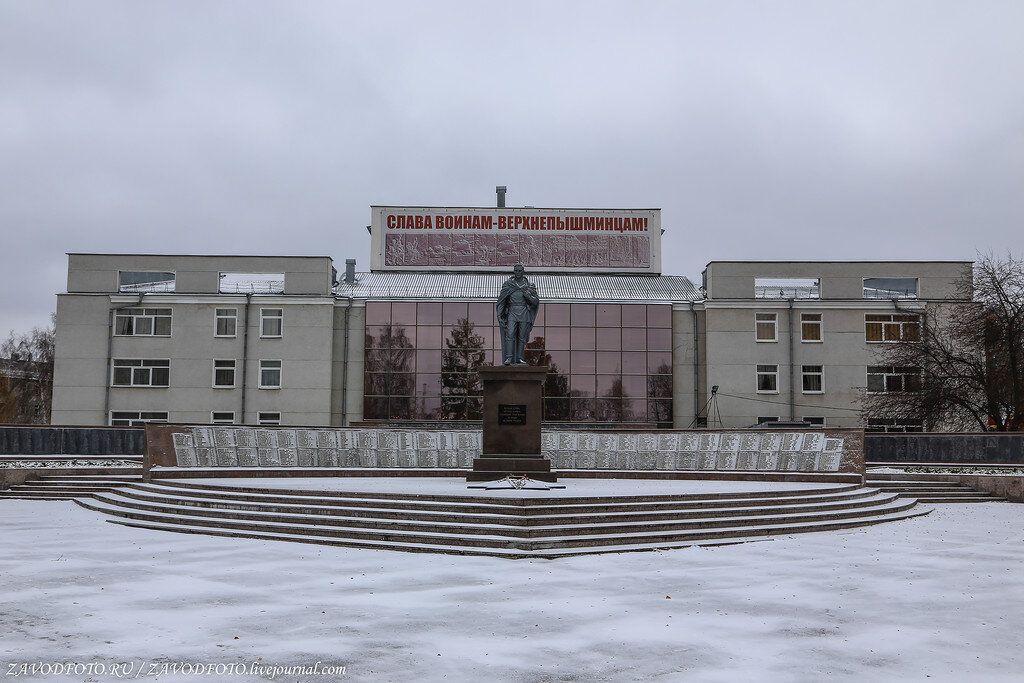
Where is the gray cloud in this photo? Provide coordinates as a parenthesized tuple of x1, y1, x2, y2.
(2, 1, 1023, 334)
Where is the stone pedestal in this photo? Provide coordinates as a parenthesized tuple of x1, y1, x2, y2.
(469, 365, 555, 482)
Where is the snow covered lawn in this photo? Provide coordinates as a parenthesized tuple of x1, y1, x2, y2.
(1, 500, 1021, 681)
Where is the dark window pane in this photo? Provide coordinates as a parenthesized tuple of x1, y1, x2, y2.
(365, 327, 389, 347)
(621, 375, 646, 399)
(363, 397, 388, 419)
(524, 348, 546, 366)
(416, 350, 441, 374)
(416, 302, 442, 325)
(596, 352, 622, 374)
(647, 328, 672, 351)
(905, 373, 921, 392)
(622, 304, 646, 327)
(466, 396, 483, 420)
(594, 397, 623, 421)
(546, 350, 570, 372)
(364, 372, 387, 395)
(648, 374, 673, 399)
(545, 327, 571, 349)
(366, 303, 391, 326)
(867, 374, 884, 392)
(649, 399, 673, 423)
(543, 398, 570, 421)
(570, 350, 596, 374)
(596, 304, 620, 327)
(647, 305, 672, 328)
(570, 374, 596, 396)
(622, 328, 647, 351)
(389, 396, 414, 417)
(389, 373, 416, 395)
(442, 302, 468, 325)
(418, 326, 442, 349)
(622, 352, 646, 374)
(543, 370, 570, 398)
(391, 302, 417, 325)
(416, 373, 441, 396)
(468, 302, 494, 325)
(545, 303, 570, 325)
(532, 304, 545, 327)
(570, 327, 596, 350)
(648, 352, 672, 374)
(571, 397, 595, 421)
(596, 327, 621, 351)
(621, 399, 643, 421)
(597, 375, 623, 397)
(570, 303, 596, 327)
(413, 397, 440, 420)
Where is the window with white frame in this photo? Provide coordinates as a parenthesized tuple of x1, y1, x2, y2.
(802, 416, 825, 427)
(754, 278, 820, 299)
(863, 278, 918, 299)
(118, 271, 175, 293)
(756, 364, 779, 393)
(109, 410, 168, 426)
(111, 359, 169, 387)
(258, 411, 281, 425)
(865, 314, 920, 342)
(866, 418, 924, 433)
(755, 313, 777, 342)
(867, 366, 922, 393)
(114, 308, 171, 336)
(259, 359, 282, 388)
(212, 359, 236, 388)
(801, 365, 824, 393)
(800, 313, 822, 342)
(756, 416, 780, 425)
(211, 411, 235, 424)
(215, 308, 237, 337)
(260, 308, 283, 338)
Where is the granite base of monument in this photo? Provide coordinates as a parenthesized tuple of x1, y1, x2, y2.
(469, 365, 555, 482)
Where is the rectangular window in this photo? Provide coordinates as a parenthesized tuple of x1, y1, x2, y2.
(118, 271, 175, 293)
(111, 359, 170, 387)
(109, 410, 168, 426)
(211, 411, 235, 424)
(212, 359, 236, 388)
(866, 418, 924, 433)
(259, 359, 282, 389)
(215, 308, 237, 337)
(865, 314, 920, 343)
(220, 272, 285, 294)
(800, 313, 822, 342)
(756, 364, 779, 393)
(258, 411, 281, 425)
(754, 278, 820, 299)
(863, 278, 918, 299)
(803, 416, 825, 427)
(867, 366, 922, 393)
(802, 365, 824, 393)
(757, 416, 780, 425)
(114, 308, 171, 336)
(260, 308, 283, 338)
(755, 313, 777, 342)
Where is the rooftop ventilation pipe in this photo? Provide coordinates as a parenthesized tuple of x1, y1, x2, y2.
(344, 259, 356, 284)
(496, 186, 507, 208)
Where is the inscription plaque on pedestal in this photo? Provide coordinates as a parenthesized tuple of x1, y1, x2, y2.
(498, 404, 528, 425)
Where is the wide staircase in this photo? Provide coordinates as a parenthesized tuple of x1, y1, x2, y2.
(3, 476, 931, 558)
(865, 472, 1006, 503)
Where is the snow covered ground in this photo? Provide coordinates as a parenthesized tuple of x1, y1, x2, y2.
(1, 500, 1021, 682)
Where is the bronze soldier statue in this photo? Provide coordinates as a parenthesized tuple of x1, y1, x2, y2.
(496, 264, 540, 365)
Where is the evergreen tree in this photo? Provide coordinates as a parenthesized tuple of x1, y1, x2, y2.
(440, 318, 486, 420)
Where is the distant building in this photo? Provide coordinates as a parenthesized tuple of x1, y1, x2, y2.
(50, 201, 971, 430)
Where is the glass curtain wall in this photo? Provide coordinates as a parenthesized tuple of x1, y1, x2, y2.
(363, 301, 673, 426)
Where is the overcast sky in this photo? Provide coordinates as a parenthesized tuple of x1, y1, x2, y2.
(2, 1, 1022, 336)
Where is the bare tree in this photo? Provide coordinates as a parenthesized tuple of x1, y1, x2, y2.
(0, 316, 55, 424)
(861, 253, 1024, 431)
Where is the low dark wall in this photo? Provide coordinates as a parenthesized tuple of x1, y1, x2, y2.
(866, 433, 1024, 464)
(0, 426, 144, 456)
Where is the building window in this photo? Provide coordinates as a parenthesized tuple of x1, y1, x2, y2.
(863, 278, 918, 299)
(118, 271, 175, 293)
(754, 278, 820, 299)
(801, 365, 824, 393)
(259, 360, 282, 389)
(114, 308, 171, 336)
(112, 359, 169, 387)
(756, 365, 779, 393)
(755, 313, 777, 342)
(867, 366, 922, 393)
(211, 411, 235, 424)
(260, 308, 283, 338)
(803, 416, 825, 427)
(801, 313, 822, 342)
(756, 416, 780, 425)
(212, 359, 236, 388)
(867, 418, 924, 433)
(865, 314, 920, 343)
(109, 410, 168, 426)
(220, 272, 285, 294)
(258, 411, 281, 425)
(215, 308, 237, 337)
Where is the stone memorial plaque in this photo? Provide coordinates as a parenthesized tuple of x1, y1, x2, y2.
(697, 452, 718, 470)
(797, 453, 818, 471)
(193, 427, 214, 448)
(756, 453, 778, 470)
(297, 449, 317, 467)
(438, 450, 458, 468)
(398, 450, 416, 468)
(824, 438, 844, 452)
(621, 434, 639, 452)
(358, 431, 377, 450)
(417, 451, 439, 468)
(598, 433, 618, 452)
(454, 448, 471, 468)
(594, 452, 614, 469)
(258, 448, 281, 467)
(497, 404, 528, 425)
(396, 431, 415, 450)
(377, 450, 398, 468)
(637, 452, 657, 469)
(677, 434, 700, 454)
(551, 452, 574, 469)
(317, 430, 339, 449)
(638, 434, 658, 452)
(440, 432, 460, 450)
(658, 434, 680, 452)
(378, 431, 398, 450)
(336, 430, 356, 449)
(457, 432, 477, 450)
(655, 453, 677, 470)
(417, 432, 439, 450)
(215, 448, 236, 467)
(543, 433, 560, 451)
(339, 449, 359, 467)
(236, 448, 259, 467)
(720, 433, 741, 452)
(277, 430, 297, 449)
(176, 447, 198, 468)
(779, 453, 800, 471)
(699, 433, 720, 452)
(575, 452, 596, 469)
(803, 432, 825, 452)
(195, 448, 216, 467)
(677, 453, 697, 470)
(558, 433, 579, 450)
(358, 450, 377, 467)
(214, 428, 236, 447)
(297, 430, 318, 449)
(716, 452, 738, 470)
(614, 452, 636, 469)
(737, 452, 758, 470)
(173, 432, 194, 449)
(740, 433, 761, 451)
(819, 453, 841, 471)
(781, 433, 804, 452)
(319, 449, 339, 467)
(278, 448, 298, 467)
(760, 433, 781, 452)
(256, 430, 277, 449)
(236, 430, 257, 448)
(579, 433, 598, 451)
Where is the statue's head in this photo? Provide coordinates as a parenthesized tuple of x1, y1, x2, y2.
(513, 264, 525, 278)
